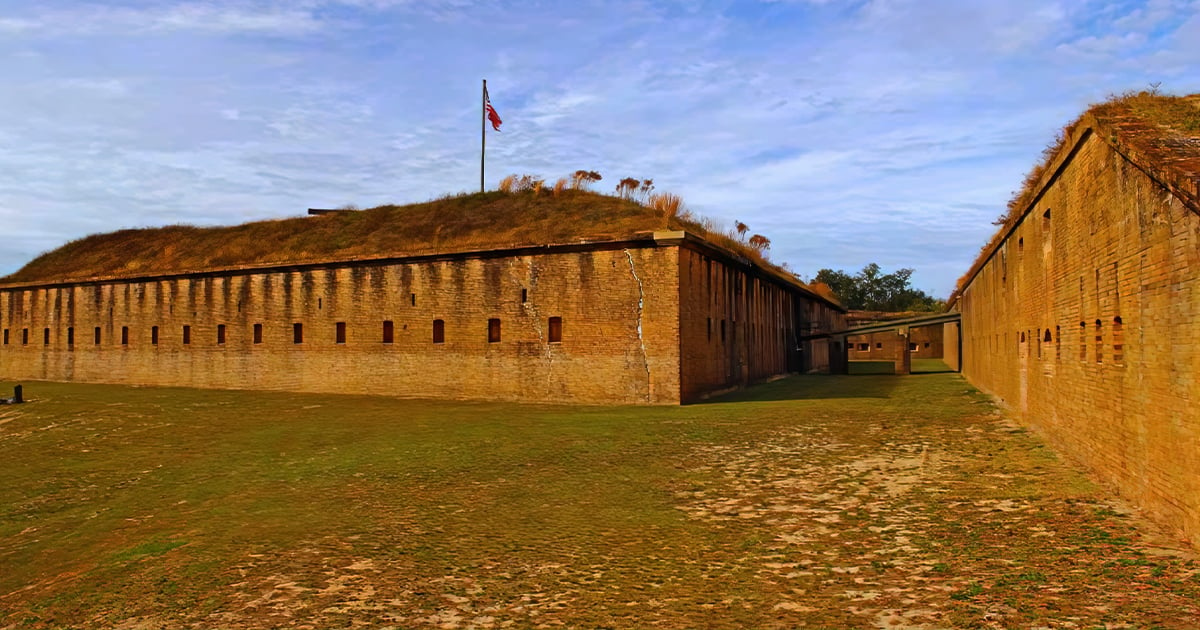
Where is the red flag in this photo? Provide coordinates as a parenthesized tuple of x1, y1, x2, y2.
(484, 86, 502, 131)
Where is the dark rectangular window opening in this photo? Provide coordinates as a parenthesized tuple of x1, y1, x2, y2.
(706, 317, 712, 341)
(43, 328, 50, 345)
(121, 326, 129, 345)
(856, 343, 869, 351)
(548, 316, 562, 343)
(432, 319, 445, 344)
(411, 293, 416, 306)
(720, 320, 726, 343)
(183, 325, 191, 345)
(488, 318, 501, 343)
(151, 326, 159, 345)
(2, 329, 7, 345)
(521, 288, 528, 303)
(382, 320, 394, 344)
(67, 327, 74, 347)
(22, 328, 28, 345)
(253, 323, 263, 344)
(94, 327, 101, 345)
(217, 324, 227, 345)
(875, 342, 882, 349)
(335, 322, 346, 344)
(293, 323, 303, 344)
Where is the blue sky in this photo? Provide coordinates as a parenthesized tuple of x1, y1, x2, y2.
(1, 0, 1198, 297)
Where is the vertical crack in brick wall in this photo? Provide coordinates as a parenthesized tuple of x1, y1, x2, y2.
(623, 249, 652, 402)
(508, 258, 555, 389)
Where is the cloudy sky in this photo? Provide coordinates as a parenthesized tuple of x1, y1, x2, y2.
(1, 0, 1198, 296)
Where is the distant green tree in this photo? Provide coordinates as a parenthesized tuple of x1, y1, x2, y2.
(814, 263, 943, 312)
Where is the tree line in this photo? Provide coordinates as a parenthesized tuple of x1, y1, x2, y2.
(813, 263, 944, 312)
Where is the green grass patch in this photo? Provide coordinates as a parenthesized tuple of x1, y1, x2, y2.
(111, 539, 187, 563)
(848, 360, 895, 375)
(2, 374, 1198, 628)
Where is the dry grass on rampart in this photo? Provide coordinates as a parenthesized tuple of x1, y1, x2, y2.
(3, 187, 787, 287)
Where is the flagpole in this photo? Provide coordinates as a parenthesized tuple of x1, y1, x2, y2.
(481, 79, 486, 193)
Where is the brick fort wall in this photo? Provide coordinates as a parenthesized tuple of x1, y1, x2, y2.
(957, 129, 1200, 544)
(0, 244, 683, 405)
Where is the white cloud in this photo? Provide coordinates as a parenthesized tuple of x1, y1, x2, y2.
(0, 0, 1198, 296)
(0, 2, 327, 37)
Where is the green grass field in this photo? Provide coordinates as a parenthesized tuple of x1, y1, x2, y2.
(848, 357, 952, 374)
(1, 374, 1197, 628)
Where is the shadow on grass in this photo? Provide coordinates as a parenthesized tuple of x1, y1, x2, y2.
(912, 358, 954, 374)
(697, 373, 901, 404)
(849, 361, 895, 375)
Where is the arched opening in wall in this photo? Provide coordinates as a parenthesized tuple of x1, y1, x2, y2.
(382, 320, 394, 344)
(253, 323, 263, 344)
(1042, 209, 1051, 232)
(488, 318, 501, 343)
(67, 327, 74, 348)
(121, 326, 129, 346)
(293, 323, 304, 344)
(548, 317, 563, 343)
(151, 326, 159, 345)
(183, 325, 191, 345)
(218, 324, 227, 345)
(1113, 316, 1124, 365)
(433, 319, 445, 344)
(1094, 319, 1103, 364)
(94, 327, 100, 345)
(43, 328, 50, 345)
(335, 322, 346, 344)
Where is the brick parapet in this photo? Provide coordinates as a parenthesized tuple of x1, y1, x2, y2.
(0, 234, 836, 405)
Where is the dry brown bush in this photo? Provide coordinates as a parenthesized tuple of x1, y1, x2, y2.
(498, 175, 517, 193)
(648, 192, 683, 218)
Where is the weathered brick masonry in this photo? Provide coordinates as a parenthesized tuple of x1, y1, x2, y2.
(848, 324, 944, 361)
(952, 96, 1200, 544)
(0, 233, 842, 405)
